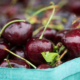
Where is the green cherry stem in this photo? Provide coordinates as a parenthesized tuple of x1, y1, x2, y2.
(60, 49, 67, 60)
(52, 49, 67, 67)
(5, 59, 13, 68)
(33, 26, 43, 36)
(4, 48, 36, 69)
(28, 5, 58, 20)
(0, 20, 25, 37)
(39, 6, 55, 39)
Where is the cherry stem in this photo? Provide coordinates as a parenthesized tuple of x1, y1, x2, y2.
(58, 0, 68, 8)
(56, 42, 62, 48)
(0, 20, 25, 37)
(33, 26, 43, 36)
(5, 59, 13, 68)
(6, 54, 9, 59)
(60, 49, 67, 60)
(52, 50, 67, 67)
(4, 48, 36, 69)
(28, 5, 58, 20)
(39, 6, 55, 39)
(72, 18, 80, 24)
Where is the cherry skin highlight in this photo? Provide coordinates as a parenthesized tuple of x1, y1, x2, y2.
(2, 19, 33, 45)
(62, 29, 80, 58)
(10, 47, 26, 61)
(55, 29, 70, 44)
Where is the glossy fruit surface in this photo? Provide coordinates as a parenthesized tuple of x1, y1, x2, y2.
(0, 60, 30, 68)
(37, 64, 52, 69)
(0, 38, 9, 63)
(55, 29, 70, 44)
(25, 38, 53, 65)
(10, 48, 26, 61)
(35, 28, 57, 44)
(62, 29, 80, 58)
(2, 19, 33, 45)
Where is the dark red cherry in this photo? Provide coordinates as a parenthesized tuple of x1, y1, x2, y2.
(25, 38, 53, 65)
(10, 48, 26, 61)
(0, 38, 9, 63)
(62, 29, 80, 58)
(35, 28, 57, 44)
(55, 29, 70, 44)
(68, 0, 80, 16)
(37, 64, 52, 69)
(2, 19, 33, 45)
(0, 60, 30, 68)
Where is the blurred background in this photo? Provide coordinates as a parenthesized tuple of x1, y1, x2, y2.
(0, 0, 79, 30)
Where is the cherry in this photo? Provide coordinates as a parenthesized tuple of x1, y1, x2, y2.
(0, 60, 30, 68)
(0, 38, 9, 63)
(37, 64, 52, 69)
(10, 47, 26, 61)
(55, 29, 70, 44)
(25, 38, 53, 65)
(2, 19, 33, 45)
(62, 28, 80, 58)
(68, 0, 80, 16)
(35, 28, 57, 44)
(6, 5, 19, 18)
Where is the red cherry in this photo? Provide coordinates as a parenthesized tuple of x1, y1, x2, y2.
(25, 38, 53, 65)
(2, 19, 33, 45)
(0, 60, 30, 68)
(37, 64, 52, 69)
(62, 28, 80, 58)
(68, 0, 80, 16)
(55, 29, 70, 44)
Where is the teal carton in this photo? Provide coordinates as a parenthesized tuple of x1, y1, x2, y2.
(0, 57, 80, 80)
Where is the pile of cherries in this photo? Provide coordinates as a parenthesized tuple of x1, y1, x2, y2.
(0, 0, 80, 70)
